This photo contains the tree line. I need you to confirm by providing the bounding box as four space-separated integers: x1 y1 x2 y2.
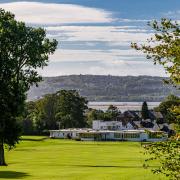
21 90 123 135
21 91 180 136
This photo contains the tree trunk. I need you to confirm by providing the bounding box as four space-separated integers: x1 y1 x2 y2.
0 141 6 166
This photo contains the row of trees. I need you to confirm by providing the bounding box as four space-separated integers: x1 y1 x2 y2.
87 105 120 126
22 95 179 136
22 90 88 134
22 93 122 134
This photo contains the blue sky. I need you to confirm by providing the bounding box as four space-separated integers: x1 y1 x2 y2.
1 0 180 76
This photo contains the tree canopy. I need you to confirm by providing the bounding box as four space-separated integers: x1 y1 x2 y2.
131 18 180 86
55 90 88 128
22 90 88 133
155 95 180 124
0 9 57 165
132 18 180 179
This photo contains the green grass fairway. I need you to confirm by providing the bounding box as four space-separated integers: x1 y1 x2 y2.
0 136 167 180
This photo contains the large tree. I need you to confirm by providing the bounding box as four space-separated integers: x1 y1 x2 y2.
132 19 180 179
0 9 57 165
55 90 88 128
34 94 58 132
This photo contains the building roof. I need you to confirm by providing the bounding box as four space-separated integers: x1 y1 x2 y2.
50 129 165 134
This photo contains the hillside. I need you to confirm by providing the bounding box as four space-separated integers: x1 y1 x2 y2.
28 75 179 102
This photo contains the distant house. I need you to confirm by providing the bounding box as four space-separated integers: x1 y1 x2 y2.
120 110 164 122
49 110 169 142
140 120 154 128
49 118 168 142
116 110 141 122
115 110 169 131
93 120 136 131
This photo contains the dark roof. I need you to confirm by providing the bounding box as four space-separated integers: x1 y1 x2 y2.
140 121 154 128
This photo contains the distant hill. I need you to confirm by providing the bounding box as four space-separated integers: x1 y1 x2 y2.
28 75 179 102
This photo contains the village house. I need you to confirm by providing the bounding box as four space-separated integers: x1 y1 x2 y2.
50 117 168 142
92 120 135 131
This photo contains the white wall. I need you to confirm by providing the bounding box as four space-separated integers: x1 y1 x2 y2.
93 120 134 130
140 133 148 141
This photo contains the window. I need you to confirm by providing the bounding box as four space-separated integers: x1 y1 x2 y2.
114 133 123 138
80 133 101 139
124 133 140 139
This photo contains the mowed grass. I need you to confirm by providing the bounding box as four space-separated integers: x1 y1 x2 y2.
0 136 167 180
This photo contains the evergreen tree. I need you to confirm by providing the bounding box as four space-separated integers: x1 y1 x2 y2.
141 101 149 120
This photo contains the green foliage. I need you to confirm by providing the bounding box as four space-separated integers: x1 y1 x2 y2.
141 101 150 120
144 141 180 179
132 18 180 179
55 90 88 128
86 105 120 125
21 101 37 135
0 9 57 165
155 95 180 124
23 90 88 132
86 109 104 126
35 94 58 132
169 106 180 131
106 105 120 120
131 19 180 86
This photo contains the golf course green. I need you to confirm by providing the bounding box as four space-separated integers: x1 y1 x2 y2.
0 136 167 180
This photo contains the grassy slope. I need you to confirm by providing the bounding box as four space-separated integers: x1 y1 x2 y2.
0 136 166 180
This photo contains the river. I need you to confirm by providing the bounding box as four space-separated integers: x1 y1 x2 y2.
88 102 161 112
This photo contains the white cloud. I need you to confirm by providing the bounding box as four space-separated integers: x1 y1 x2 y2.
0 2 114 24
46 26 152 42
118 18 149 23
0 1 165 77
38 60 166 77
49 49 144 62
41 47 166 77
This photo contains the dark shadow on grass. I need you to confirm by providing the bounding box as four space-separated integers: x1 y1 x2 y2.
20 137 49 141
0 171 30 179
15 149 36 152
67 165 159 168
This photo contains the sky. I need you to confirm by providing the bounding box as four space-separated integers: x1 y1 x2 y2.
0 0 180 77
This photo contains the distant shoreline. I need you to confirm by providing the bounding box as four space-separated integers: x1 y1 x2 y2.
88 101 160 112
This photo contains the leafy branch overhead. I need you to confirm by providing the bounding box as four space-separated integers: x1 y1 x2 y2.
131 18 180 86
132 18 180 180
144 140 180 179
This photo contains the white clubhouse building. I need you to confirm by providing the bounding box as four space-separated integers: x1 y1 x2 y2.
49 120 168 142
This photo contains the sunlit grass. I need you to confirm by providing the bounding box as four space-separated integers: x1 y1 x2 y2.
0 136 167 180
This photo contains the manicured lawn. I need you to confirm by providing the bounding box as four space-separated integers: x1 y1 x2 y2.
0 136 167 180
